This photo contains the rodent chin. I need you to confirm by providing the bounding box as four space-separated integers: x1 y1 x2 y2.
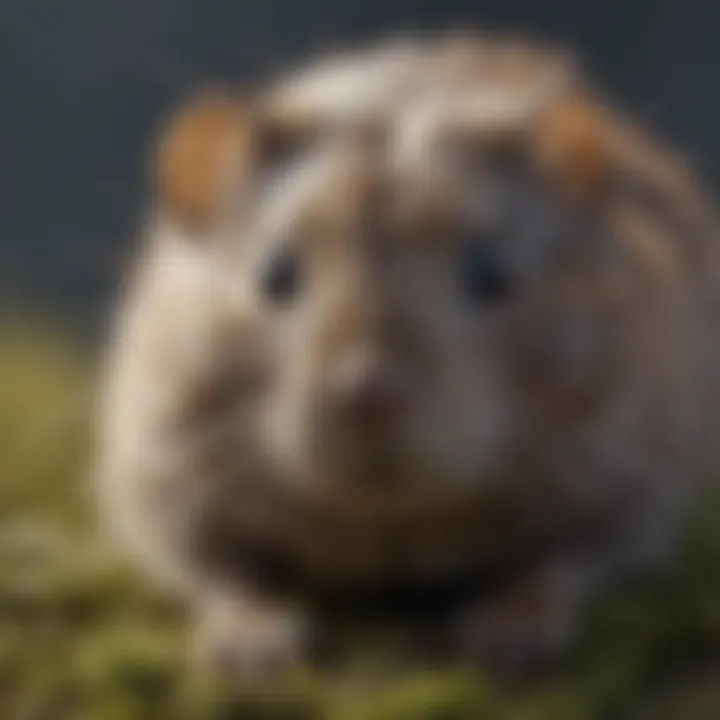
266 434 510 508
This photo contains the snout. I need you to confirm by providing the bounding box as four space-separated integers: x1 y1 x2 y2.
330 353 409 434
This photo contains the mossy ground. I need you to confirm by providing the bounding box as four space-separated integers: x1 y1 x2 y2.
2 323 720 719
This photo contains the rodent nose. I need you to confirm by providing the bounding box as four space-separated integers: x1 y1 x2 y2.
332 355 407 431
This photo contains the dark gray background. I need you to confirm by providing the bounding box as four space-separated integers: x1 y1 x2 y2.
2 0 718 330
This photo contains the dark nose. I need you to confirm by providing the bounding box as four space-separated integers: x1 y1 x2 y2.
335 359 407 432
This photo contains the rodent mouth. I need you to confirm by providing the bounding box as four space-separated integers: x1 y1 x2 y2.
325 440 406 491
352 452 403 489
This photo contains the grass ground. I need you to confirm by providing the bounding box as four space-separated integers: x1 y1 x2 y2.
2 322 720 719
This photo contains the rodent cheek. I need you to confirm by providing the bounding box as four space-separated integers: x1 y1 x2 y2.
259 326 316 464
509 300 620 418
258 298 348 484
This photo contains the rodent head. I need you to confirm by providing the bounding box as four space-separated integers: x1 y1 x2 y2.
150 41 683 503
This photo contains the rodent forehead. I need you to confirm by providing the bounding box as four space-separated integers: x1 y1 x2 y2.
254 132 526 257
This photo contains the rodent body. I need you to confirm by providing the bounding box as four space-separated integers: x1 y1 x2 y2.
96 33 720 678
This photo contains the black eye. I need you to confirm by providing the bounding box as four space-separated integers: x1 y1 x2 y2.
262 245 301 304
460 240 513 305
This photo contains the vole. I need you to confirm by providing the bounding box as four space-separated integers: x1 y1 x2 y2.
95 33 720 679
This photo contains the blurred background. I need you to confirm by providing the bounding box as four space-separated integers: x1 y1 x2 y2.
2 1 720 718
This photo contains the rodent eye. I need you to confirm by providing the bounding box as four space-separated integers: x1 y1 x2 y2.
459 238 513 306
262 245 301 305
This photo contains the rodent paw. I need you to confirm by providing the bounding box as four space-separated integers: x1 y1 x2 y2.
192 595 311 685
450 574 580 681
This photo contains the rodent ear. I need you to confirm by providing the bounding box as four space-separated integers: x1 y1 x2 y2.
155 89 323 232
532 97 613 203
155 90 259 231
